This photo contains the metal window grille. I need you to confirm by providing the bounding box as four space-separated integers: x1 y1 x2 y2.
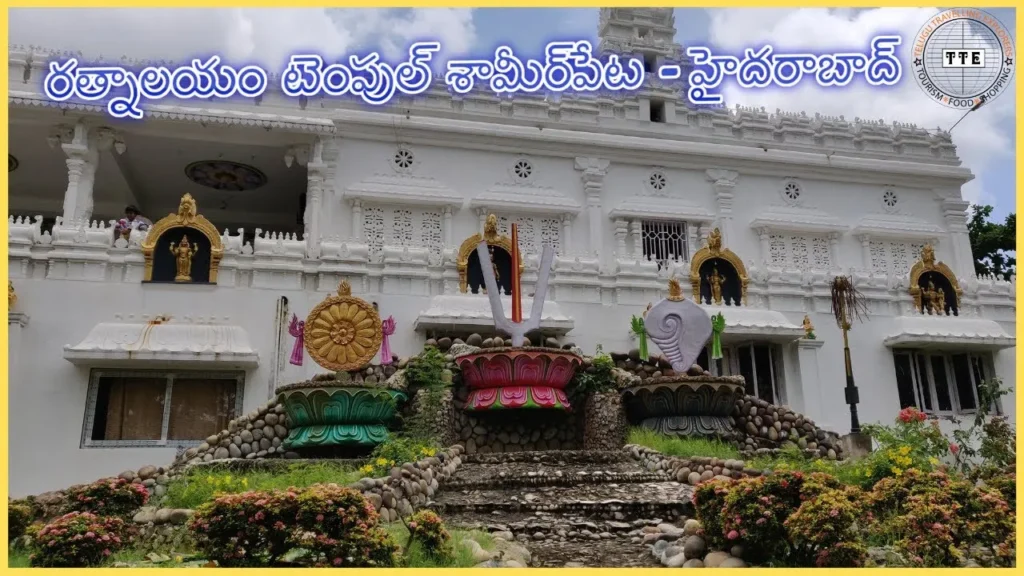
641 220 688 270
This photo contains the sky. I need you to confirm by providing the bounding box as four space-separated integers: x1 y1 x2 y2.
9 7 1016 222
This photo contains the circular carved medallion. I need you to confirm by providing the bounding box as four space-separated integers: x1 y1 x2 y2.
184 160 267 192
304 280 383 372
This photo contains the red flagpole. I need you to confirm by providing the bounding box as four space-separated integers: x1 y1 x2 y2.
511 223 522 323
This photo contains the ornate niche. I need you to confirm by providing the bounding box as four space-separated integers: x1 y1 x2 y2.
457 213 524 295
909 244 962 316
142 194 224 284
689 228 749 305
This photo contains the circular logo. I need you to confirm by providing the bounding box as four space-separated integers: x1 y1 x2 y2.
912 8 1015 110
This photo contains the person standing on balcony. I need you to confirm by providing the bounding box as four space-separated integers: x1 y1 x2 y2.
115 205 152 241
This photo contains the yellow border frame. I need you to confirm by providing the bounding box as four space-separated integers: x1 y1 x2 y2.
141 194 224 283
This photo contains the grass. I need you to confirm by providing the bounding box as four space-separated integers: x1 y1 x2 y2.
162 462 363 510
627 427 741 460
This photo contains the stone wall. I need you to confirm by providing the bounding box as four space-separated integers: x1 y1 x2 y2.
626 444 764 486
170 399 294 471
583 391 627 451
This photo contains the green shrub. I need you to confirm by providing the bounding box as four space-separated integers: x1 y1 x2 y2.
719 471 805 564
569 353 616 396
290 484 397 567
9 502 32 541
163 462 361 510
691 477 732 550
62 477 149 518
406 346 449 390
189 489 299 567
814 542 868 568
29 512 126 567
982 471 1015 512
405 510 453 561
785 485 865 566
859 407 950 487
628 428 740 460
361 436 438 478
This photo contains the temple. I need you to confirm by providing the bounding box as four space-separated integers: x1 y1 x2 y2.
7 8 1016 496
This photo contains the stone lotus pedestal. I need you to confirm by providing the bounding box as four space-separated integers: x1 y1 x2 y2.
621 375 746 437
277 381 406 449
456 347 582 411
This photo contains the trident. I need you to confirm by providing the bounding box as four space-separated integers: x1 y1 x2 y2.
475 223 555 347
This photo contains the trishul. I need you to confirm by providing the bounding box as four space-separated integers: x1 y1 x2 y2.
475 226 555 347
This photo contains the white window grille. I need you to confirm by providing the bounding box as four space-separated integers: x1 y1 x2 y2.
641 220 689 270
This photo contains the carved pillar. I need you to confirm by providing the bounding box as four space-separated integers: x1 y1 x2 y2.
574 157 610 259
561 213 573 254
756 228 771 264
688 225 699 260
442 206 453 246
706 169 739 245
629 219 643 259
940 197 973 278
304 138 326 258
796 339 827 427
8 312 28 393
828 232 841 269
350 199 364 240
614 218 628 256
857 235 872 271
56 124 118 223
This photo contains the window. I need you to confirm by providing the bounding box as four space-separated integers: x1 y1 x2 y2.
698 343 784 405
82 370 244 448
641 220 688 270
650 100 666 123
891 351 998 416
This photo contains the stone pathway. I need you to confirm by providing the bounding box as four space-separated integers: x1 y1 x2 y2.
431 450 695 567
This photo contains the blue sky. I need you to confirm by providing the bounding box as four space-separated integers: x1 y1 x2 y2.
10 7 1016 222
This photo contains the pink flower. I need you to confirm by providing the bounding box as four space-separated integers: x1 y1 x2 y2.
103 549 112 556
949 444 960 455
333 558 343 566
829 509 839 518
727 530 740 540
316 514 324 522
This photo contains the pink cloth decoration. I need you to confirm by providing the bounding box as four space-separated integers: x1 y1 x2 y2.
288 314 305 366
380 315 396 365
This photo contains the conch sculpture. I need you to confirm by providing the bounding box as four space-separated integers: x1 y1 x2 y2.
645 277 713 372
475 225 555 347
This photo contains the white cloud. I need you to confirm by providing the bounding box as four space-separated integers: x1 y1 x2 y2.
706 8 1016 206
9 8 476 71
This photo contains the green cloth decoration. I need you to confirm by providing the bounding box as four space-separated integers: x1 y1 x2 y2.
630 316 649 361
710 313 726 360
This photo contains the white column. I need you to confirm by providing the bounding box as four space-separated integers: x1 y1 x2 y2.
350 199 364 240
304 138 326 258
756 228 771 264
630 219 643 259
828 232 841 270
940 197 974 278
796 339 827 428
56 124 117 224
857 235 872 271
574 157 610 260
614 218 628 256
688 224 699 260
442 206 453 246
561 213 573 255
8 312 28 393
706 169 739 245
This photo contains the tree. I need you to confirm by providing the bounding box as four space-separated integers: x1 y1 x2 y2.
967 204 1016 280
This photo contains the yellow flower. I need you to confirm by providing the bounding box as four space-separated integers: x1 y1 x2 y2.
427 449 436 456
389 460 396 466
376 457 388 466
225 475 232 484
241 478 249 487
864 468 873 477
891 467 903 477
899 446 911 456
175 556 183 563
928 457 939 466
206 476 214 485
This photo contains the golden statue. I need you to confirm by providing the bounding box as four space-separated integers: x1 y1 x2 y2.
170 236 199 282
8 281 15 310
668 277 684 301
920 243 936 267
707 227 723 254
923 280 938 315
707 266 726 305
934 287 946 315
802 315 816 339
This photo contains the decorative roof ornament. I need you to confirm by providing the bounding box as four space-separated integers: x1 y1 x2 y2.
668 277 684 301
303 279 383 372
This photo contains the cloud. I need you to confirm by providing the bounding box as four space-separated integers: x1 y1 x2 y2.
705 8 1016 206
9 8 476 71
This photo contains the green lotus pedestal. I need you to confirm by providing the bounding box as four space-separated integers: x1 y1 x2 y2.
278 386 407 450
621 376 745 438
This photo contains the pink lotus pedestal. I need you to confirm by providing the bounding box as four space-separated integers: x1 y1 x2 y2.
456 347 582 412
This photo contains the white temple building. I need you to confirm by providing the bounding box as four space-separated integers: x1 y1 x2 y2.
7 8 1015 497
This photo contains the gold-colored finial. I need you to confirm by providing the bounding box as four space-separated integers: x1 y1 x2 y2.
707 227 723 253
177 193 198 223
338 279 352 296
668 278 684 301
484 213 499 240
921 243 936 266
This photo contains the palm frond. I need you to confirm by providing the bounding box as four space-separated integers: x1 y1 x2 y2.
830 275 868 327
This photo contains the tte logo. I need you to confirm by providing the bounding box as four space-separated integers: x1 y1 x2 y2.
912 8 1015 110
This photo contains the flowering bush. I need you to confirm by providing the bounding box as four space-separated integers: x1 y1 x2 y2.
9 501 33 541
360 437 437 477
982 471 1015 512
189 489 299 567
289 484 397 567
62 477 149 518
859 407 949 487
691 477 733 550
28 512 126 567
785 485 866 567
718 471 805 564
405 510 453 560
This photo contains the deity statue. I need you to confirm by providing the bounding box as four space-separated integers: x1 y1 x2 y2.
802 315 816 339
484 213 499 241
170 235 200 282
923 280 939 315
934 287 946 315
8 281 15 310
707 227 723 253
707 266 726 305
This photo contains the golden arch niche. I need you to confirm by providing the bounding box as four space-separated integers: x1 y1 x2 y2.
909 244 962 316
142 194 224 284
457 213 524 295
689 228 748 305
